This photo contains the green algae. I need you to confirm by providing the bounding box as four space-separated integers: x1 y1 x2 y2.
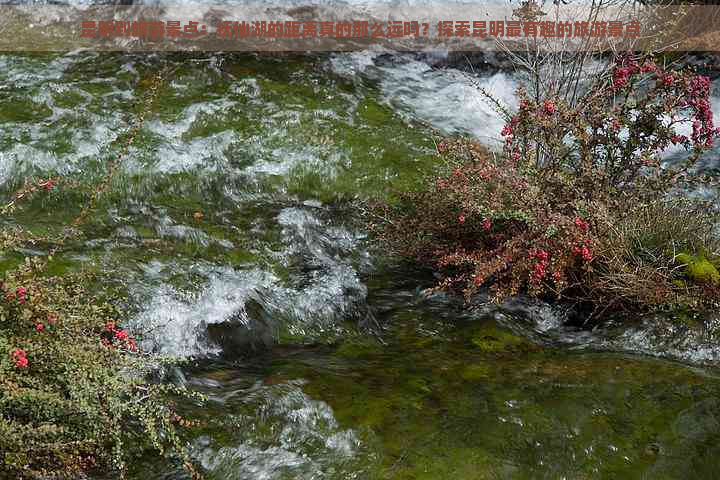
469 323 527 353
357 98 396 127
335 337 384 359
167 310 720 480
0 96 53 124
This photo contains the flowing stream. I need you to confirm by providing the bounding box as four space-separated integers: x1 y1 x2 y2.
3 50 720 478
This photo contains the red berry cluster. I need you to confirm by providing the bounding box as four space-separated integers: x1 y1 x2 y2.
101 321 137 351
574 217 590 232
543 100 557 114
530 249 550 282
572 242 593 262
11 348 28 368
5 286 28 305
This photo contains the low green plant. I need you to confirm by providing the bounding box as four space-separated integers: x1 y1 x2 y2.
0 256 204 479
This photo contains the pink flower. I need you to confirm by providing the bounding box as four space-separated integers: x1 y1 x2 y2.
481 218 492 231
662 74 675 87
458 214 466 224
574 217 589 232
35 323 45 332
501 124 513 136
543 100 557 114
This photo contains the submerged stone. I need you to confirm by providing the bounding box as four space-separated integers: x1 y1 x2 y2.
470 324 527 353
206 298 275 356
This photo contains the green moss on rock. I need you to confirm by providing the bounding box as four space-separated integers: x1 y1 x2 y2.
470 324 526 352
676 253 720 286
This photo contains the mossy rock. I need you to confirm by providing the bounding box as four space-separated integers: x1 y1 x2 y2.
676 253 720 286
470 324 526 353
335 338 383 359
